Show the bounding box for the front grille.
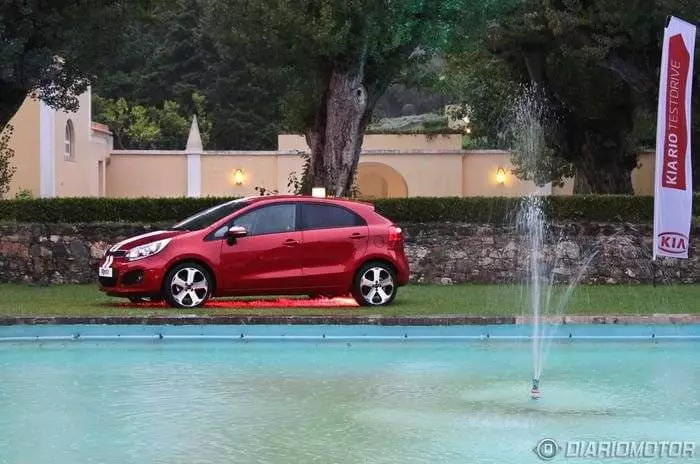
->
[107,250,127,257]
[99,269,119,287]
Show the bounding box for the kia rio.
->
[97,195,410,308]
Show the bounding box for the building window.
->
[64,120,75,161]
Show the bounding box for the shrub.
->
[0,124,17,199]
[372,195,671,223]
[1,194,697,224]
[0,197,234,223]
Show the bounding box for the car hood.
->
[107,230,186,253]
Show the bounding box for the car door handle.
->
[349,233,367,239]
[283,239,299,246]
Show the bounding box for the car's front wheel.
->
[351,262,397,306]
[163,262,212,309]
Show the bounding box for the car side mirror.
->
[226,225,247,245]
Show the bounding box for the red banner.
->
[653,16,695,260]
[661,34,689,190]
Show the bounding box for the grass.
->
[0,283,699,318]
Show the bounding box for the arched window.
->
[64,120,75,161]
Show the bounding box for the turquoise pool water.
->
[1,325,699,464]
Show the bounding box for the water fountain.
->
[508,85,599,400]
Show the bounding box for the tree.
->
[436,48,518,149]
[0,0,151,131]
[207,0,505,196]
[92,0,285,151]
[442,0,700,193]
[93,93,212,150]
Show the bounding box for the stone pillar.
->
[39,101,56,198]
[186,115,203,198]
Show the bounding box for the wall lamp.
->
[495,167,507,185]
[232,168,245,186]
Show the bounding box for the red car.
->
[97,195,410,308]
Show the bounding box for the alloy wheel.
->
[359,266,395,305]
[169,267,209,307]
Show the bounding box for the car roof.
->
[244,194,375,208]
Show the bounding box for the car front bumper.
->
[97,254,165,298]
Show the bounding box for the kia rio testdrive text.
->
[98,195,410,308]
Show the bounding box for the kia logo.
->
[658,232,688,254]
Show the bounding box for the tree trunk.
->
[304,60,368,197]
[576,131,635,194]
[576,160,634,193]
[572,172,592,194]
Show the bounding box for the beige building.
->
[4,89,113,198]
[3,87,656,199]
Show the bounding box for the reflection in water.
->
[112,296,359,309]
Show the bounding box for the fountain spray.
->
[510,85,600,401]
[510,85,551,401]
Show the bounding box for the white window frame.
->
[64,120,75,161]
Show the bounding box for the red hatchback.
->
[98,195,410,308]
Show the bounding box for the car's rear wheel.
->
[351,262,397,306]
[163,262,212,309]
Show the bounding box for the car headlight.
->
[125,238,172,261]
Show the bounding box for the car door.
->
[217,202,303,293]
[298,202,369,289]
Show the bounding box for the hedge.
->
[1,195,697,224]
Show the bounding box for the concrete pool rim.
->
[2,314,700,326]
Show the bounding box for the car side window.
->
[301,203,365,230]
[228,203,297,236]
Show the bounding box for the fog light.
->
[122,270,144,286]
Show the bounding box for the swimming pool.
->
[1,324,699,464]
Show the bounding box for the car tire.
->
[163,262,213,309]
[351,261,397,307]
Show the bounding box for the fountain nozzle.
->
[530,378,541,399]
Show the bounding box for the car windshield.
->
[170,198,253,231]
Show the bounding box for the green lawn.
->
[0,283,698,317]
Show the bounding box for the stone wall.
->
[0,221,697,285]
[402,222,698,285]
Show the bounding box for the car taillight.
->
[388,225,403,249]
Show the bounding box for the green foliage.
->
[505,85,575,188]
[207,0,502,137]
[438,0,700,192]
[371,195,678,223]
[287,151,313,195]
[92,93,211,149]
[437,49,519,148]
[253,187,279,196]
[365,114,464,137]
[13,188,33,200]
[0,197,232,224]
[0,124,17,199]
[0,0,151,130]
[92,0,284,150]
[2,195,695,224]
